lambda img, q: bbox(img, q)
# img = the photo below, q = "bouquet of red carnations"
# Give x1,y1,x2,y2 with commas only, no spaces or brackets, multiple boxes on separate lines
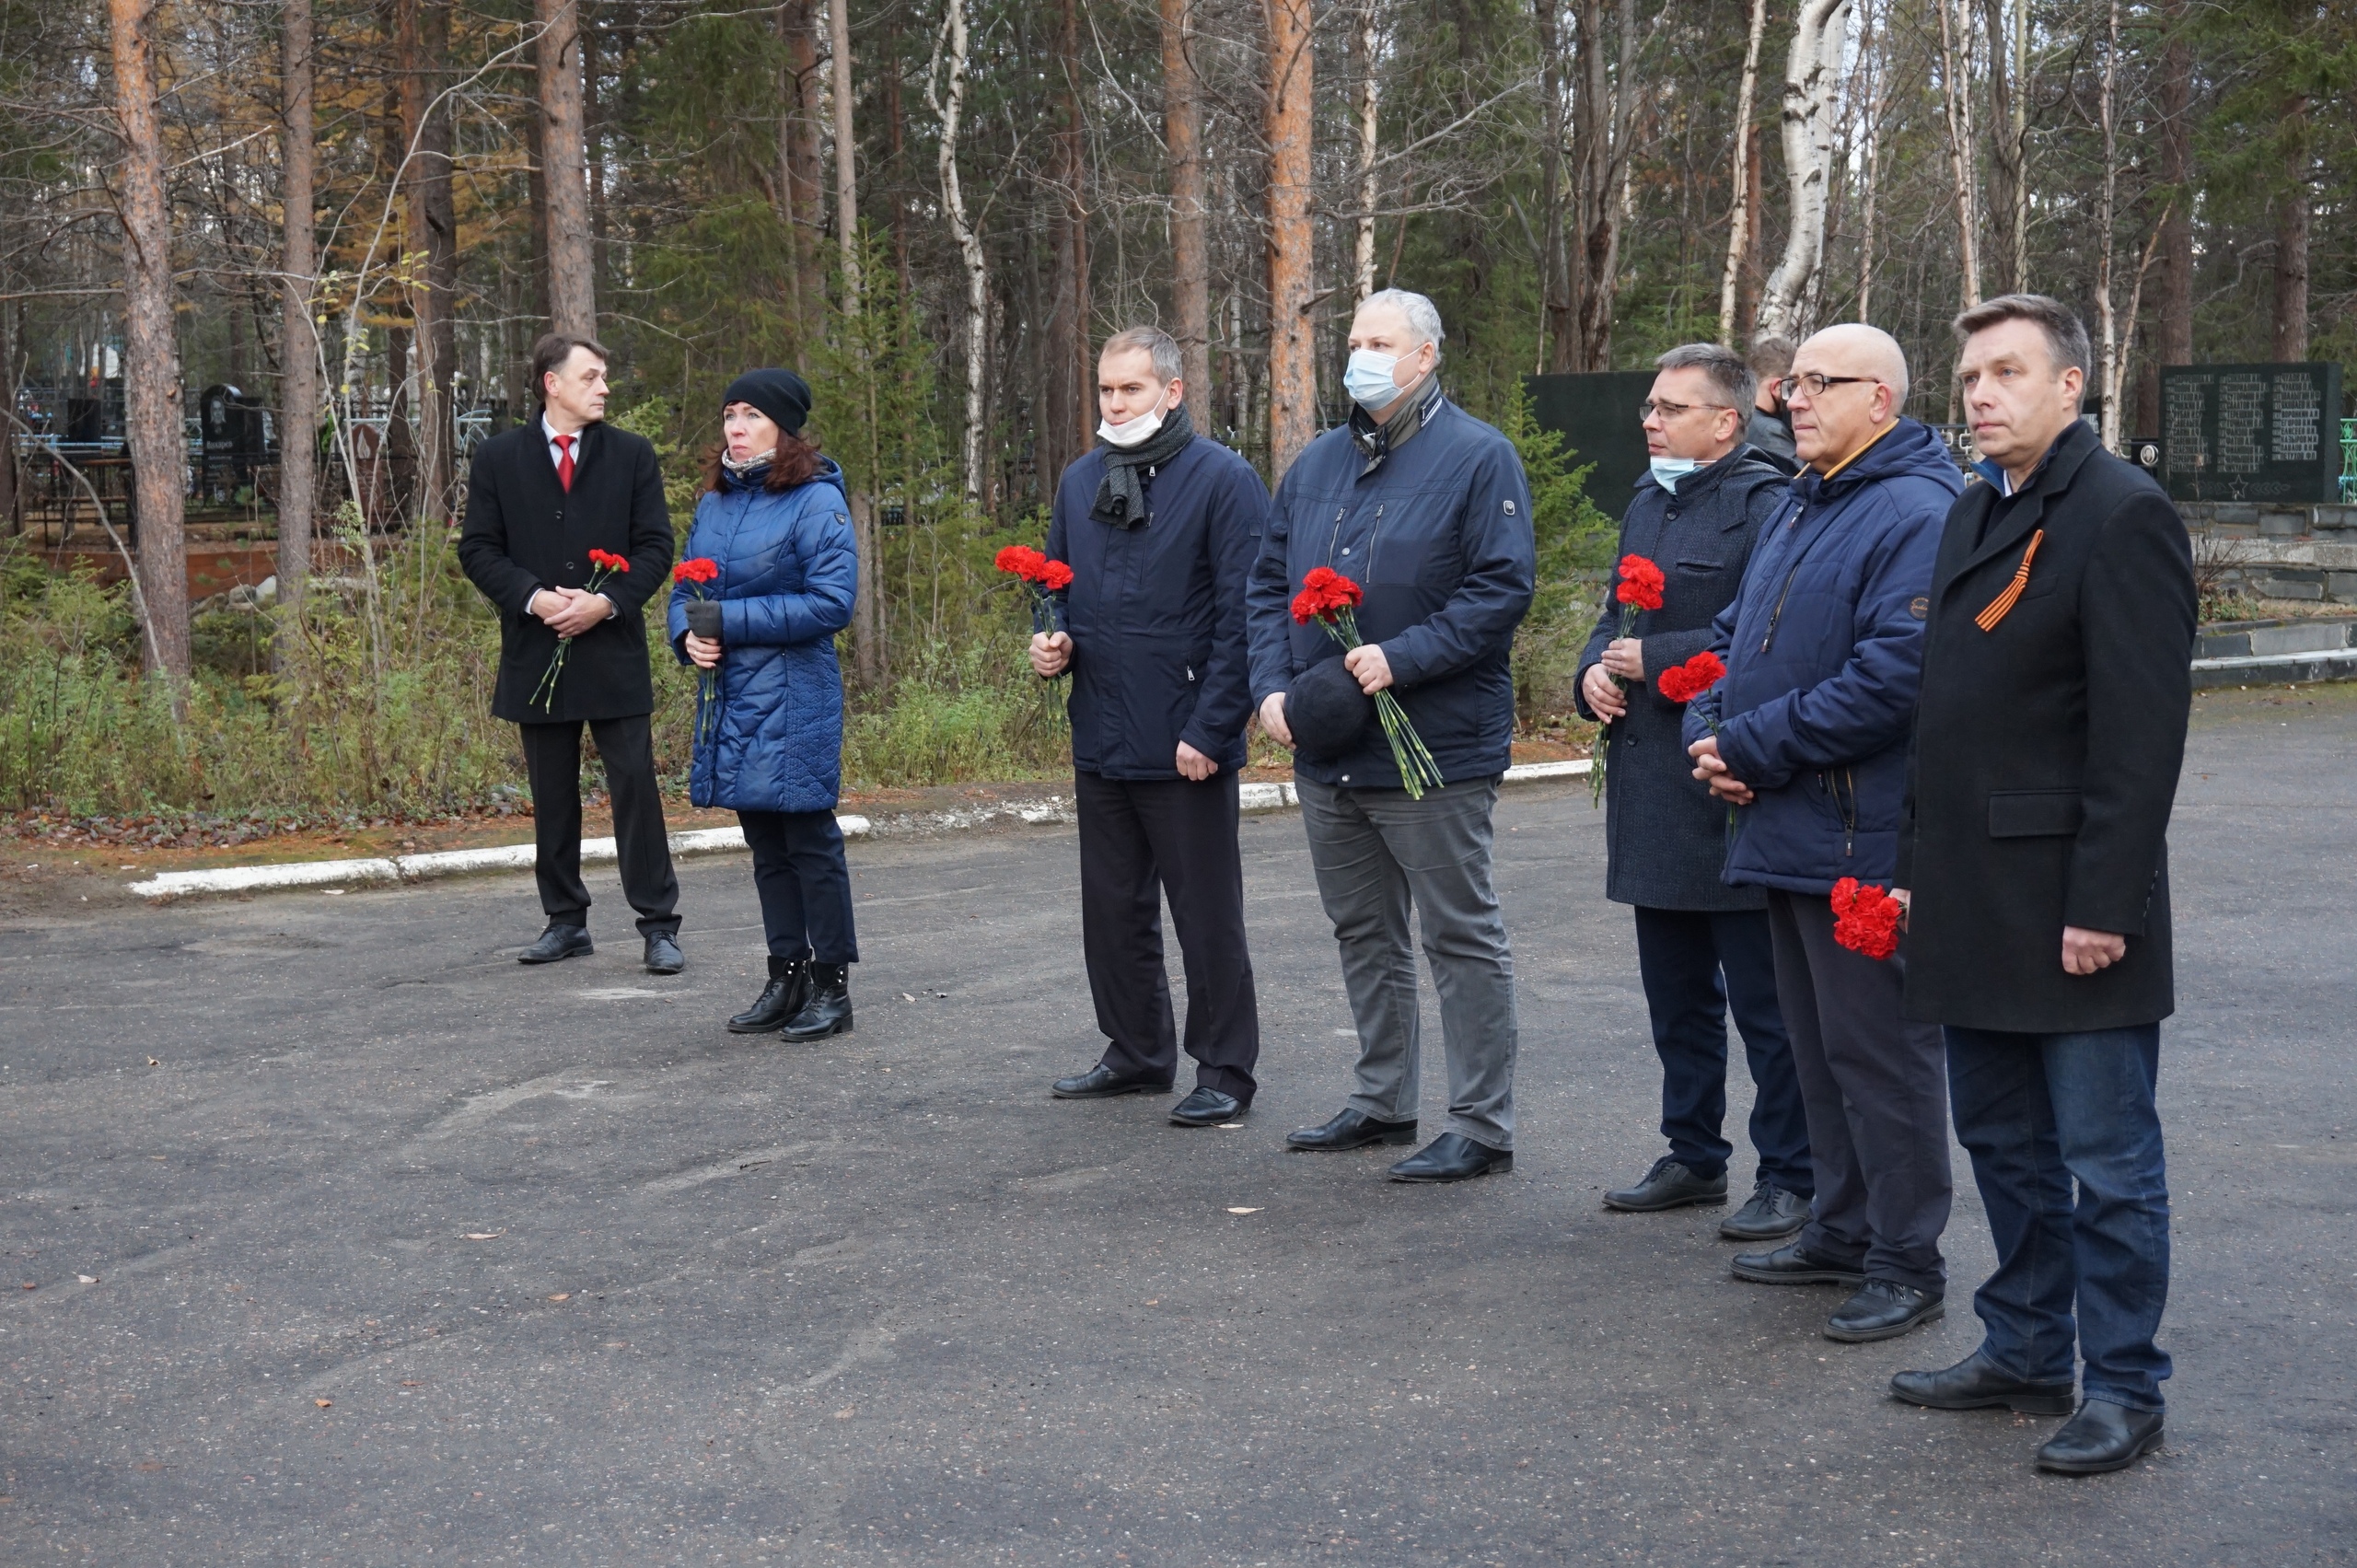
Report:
1290,566,1446,799
996,545,1075,673
674,555,723,743
1590,553,1666,807
530,548,630,712
1655,648,1736,836
1829,877,1905,960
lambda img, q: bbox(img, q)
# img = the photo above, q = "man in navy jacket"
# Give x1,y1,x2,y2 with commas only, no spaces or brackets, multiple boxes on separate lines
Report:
1684,324,1960,1344
1247,289,1536,1182
1035,327,1270,1127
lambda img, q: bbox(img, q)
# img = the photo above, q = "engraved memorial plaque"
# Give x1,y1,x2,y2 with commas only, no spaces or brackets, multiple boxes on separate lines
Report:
2159,363,2343,504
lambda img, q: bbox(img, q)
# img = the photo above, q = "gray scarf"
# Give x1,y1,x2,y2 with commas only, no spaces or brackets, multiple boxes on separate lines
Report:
1090,401,1196,529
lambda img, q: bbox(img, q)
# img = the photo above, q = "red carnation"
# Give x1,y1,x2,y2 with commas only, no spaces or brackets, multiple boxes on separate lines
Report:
1830,877,1905,961
587,548,630,574
995,545,1047,581
1613,553,1666,611
1038,559,1074,591
1290,565,1365,624
675,556,720,586
997,543,1071,667
1655,650,1727,705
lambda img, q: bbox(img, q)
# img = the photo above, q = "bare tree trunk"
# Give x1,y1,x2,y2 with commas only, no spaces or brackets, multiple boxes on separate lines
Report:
279,0,317,619
1351,0,1381,303
1853,0,1886,321
829,0,881,687
0,308,17,534
1534,0,1572,371
2272,96,2310,362
1040,0,1092,487
1565,0,1643,370
928,0,987,500
109,0,190,686
536,0,596,335
1756,0,1852,342
1717,0,1768,346
1934,0,1980,310
398,0,458,523
780,0,825,343
583,4,608,299
1980,0,2018,295
1264,0,1315,475
1161,0,1212,407
2094,0,2121,447
2145,6,2191,428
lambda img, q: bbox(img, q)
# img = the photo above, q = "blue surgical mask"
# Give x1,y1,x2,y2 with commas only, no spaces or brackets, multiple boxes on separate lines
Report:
1344,350,1405,411
1649,456,1701,493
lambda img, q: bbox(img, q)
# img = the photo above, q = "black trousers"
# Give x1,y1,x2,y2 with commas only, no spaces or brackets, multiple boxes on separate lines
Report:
1631,905,1812,1193
738,808,858,964
1075,769,1260,1101
1765,889,1953,1293
518,714,679,937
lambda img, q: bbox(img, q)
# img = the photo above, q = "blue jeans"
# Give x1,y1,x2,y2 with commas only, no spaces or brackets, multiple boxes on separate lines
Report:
1631,907,1811,1194
1945,1023,2172,1411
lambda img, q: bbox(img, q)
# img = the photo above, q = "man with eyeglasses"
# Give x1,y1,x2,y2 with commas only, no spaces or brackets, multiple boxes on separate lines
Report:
1575,343,1812,1245
1682,324,1962,1346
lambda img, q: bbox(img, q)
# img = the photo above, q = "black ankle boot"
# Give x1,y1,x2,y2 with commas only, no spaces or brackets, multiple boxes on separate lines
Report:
780,962,853,1040
727,955,810,1034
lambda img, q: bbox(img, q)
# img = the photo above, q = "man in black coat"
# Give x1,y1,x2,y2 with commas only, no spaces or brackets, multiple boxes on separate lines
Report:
1033,327,1269,1127
1889,296,2195,1476
1574,343,1811,1240
457,334,683,972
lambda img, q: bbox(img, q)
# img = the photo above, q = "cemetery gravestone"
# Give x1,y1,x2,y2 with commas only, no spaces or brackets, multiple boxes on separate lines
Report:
2159,362,2344,505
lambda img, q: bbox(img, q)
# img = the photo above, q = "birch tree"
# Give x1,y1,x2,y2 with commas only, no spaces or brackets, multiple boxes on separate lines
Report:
1716,0,1768,346
1351,0,1381,302
1755,0,1852,343
1935,0,1981,310
928,0,987,500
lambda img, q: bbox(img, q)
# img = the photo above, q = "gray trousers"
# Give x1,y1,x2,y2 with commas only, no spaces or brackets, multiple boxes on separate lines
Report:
1295,776,1519,1150
1765,889,1953,1292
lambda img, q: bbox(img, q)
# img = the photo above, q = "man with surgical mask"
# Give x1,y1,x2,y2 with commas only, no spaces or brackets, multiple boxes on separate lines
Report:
1574,343,1813,1240
1037,326,1272,1128
1245,288,1536,1182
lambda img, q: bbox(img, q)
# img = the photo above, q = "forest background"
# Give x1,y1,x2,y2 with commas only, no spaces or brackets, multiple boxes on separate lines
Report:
0,0,2349,831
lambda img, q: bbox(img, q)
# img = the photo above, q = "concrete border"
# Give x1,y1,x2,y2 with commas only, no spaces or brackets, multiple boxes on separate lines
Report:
2189,647,2357,689
124,762,1596,901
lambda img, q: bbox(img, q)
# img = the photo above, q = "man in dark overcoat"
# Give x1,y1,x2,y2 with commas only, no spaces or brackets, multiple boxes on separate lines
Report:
1575,343,1812,1240
1034,327,1270,1127
1888,296,2195,1477
458,334,683,972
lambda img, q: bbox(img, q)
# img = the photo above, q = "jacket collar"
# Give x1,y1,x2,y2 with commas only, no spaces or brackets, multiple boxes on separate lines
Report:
1955,417,2101,579
536,414,602,493
1348,376,1446,476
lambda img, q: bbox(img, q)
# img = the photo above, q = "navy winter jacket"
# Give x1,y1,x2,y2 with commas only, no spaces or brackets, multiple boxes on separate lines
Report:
1246,396,1537,789
1682,420,1961,894
1047,436,1270,778
667,457,857,813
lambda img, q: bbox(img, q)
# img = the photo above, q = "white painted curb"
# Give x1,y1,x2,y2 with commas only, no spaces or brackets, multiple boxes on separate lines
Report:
124,766,1587,901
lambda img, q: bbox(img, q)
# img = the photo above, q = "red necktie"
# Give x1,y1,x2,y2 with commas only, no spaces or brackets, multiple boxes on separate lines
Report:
553,433,575,493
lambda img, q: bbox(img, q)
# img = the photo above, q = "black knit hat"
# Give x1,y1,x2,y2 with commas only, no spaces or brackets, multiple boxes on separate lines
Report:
721,368,813,436
1283,655,1376,764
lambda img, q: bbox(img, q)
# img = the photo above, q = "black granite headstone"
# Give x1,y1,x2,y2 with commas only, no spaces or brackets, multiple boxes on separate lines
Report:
2158,362,2343,504
1523,371,1657,507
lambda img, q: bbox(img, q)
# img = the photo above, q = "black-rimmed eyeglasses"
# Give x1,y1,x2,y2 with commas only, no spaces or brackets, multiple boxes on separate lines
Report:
1638,399,1734,421
1775,374,1877,401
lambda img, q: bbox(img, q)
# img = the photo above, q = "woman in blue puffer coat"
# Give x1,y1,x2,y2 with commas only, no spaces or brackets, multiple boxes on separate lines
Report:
668,368,859,1040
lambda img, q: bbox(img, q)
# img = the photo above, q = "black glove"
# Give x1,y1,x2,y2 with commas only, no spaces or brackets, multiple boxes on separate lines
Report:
684,600,723,641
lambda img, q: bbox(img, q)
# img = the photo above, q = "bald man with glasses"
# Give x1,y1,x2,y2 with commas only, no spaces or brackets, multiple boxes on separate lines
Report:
1683,324,1963,1346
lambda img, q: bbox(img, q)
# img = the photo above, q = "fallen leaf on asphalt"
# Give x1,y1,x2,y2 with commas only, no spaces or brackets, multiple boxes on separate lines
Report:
833,1407,854,1419
902,993,915,1002
314,1399,332,1409
17,1283,32,1291
400,1381,424,1388
77,1274,97,1284
145,1058,160,1067
1226,1207,1260,1215
461,1231,504,1241
546,1293,571,1302
1217,1122,1245,1129
1144,1299,1159,1307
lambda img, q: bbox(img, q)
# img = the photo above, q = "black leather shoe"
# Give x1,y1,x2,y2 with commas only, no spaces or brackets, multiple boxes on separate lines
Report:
727,956,810,1034
1050,1063,1172,1098
1169,1086,1244,1126
644,931,685,975
1602,1156,1728,1213
779,962,853,1040
1730,1239,1866,1287
1720,1179,1812,1241
1889,1351,2075,1416
1824,1279,1945,1342
1284,1109,1418,1151
518,924,593,964
2036,1400,2165,1474
1387,1132,1513,1183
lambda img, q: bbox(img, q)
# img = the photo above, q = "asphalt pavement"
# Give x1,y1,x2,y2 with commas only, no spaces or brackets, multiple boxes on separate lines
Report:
2,686,2351,1566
